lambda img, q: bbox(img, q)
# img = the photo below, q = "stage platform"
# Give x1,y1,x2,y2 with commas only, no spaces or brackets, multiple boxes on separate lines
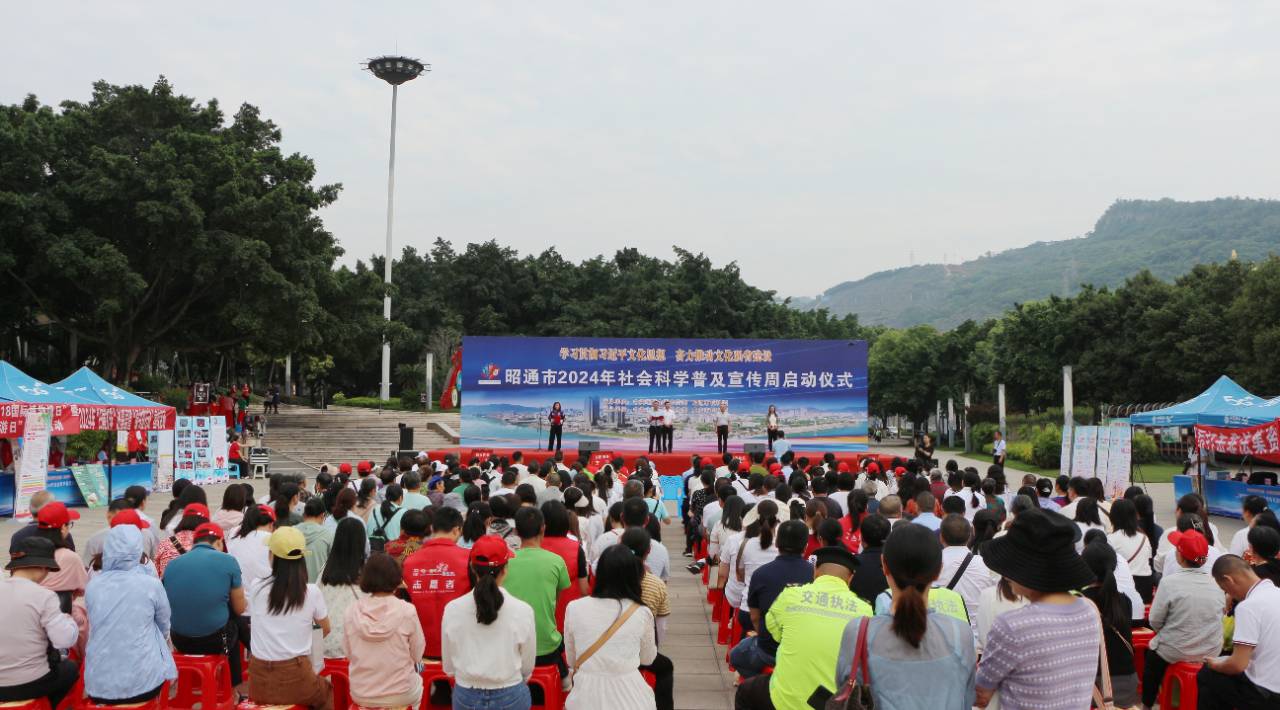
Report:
425,448,902,474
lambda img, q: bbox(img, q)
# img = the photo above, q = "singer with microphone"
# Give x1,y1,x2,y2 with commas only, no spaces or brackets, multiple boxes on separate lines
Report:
547,401,565,452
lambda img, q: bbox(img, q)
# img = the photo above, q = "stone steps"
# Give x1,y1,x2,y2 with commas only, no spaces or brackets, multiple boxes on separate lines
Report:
260,404,459,468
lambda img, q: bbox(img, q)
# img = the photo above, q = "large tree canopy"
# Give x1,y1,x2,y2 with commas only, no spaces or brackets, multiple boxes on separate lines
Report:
0,78,340,378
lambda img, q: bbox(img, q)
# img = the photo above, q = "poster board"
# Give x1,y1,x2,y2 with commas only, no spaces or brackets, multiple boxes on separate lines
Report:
150,429,175,492
175,416,227,484
15,411,52,518
1104,425,1132,497
1070,426,1097,477
210,416,229,482
1095,426,1112,482
1060,426,1073,479
70,464,109,508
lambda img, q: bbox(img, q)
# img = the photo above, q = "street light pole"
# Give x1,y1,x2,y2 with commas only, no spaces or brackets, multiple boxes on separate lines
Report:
365,55,428,401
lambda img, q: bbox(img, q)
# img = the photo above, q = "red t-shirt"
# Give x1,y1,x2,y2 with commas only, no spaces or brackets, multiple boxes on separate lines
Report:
404,538,472,659
228,441,241,461
542,534,587,630
839,516,863,553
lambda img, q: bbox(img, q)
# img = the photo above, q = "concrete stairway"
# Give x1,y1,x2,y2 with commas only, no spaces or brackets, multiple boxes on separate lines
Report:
262,404,459,469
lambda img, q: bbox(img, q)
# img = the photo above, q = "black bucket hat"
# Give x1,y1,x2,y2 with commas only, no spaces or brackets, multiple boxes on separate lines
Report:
6,537,61,572
981,508,1094,593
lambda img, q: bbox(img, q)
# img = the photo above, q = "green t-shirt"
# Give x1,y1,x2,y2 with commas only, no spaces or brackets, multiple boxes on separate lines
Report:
503,546,571,655
766,575,873,710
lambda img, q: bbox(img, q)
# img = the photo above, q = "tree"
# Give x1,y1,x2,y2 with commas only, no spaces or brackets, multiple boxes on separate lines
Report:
868,325,942,427
0,78,340,381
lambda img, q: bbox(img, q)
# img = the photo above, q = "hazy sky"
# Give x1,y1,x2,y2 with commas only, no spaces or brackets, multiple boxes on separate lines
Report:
7,2,1280,297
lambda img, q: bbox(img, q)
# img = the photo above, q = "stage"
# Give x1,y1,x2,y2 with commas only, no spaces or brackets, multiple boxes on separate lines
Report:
425,447,900,474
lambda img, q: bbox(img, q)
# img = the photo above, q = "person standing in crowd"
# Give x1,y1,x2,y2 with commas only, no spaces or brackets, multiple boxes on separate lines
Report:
366,484,406,551
563,545,657,710
503,507,572,688
974,509,1100,710
1199,554,1280,709
318,518,368,660
1079,540,1138,708
342,553,426,710
647,401,664,454
247,527,332,710
715,403,731,454
836,523,977,709
729,520,814,678
915,433,935,469
441,535,536,710
661,400,676,453
765,405,781,451
296,497,334,583
1141,528,1224,709
547,402,565,452
991,430,1006,467
164,523,247,687
735,544,871,710
403,507,470,662
84,524,177,706
0,538,80,708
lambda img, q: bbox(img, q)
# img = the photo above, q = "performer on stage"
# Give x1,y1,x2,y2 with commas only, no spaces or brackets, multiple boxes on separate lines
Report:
715,402,730,454
662,401,676,453
648,400,664,453
766,404,781,451
547,401,565,452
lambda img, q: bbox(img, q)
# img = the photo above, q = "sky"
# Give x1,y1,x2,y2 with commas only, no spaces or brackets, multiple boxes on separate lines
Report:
7,2,1280,297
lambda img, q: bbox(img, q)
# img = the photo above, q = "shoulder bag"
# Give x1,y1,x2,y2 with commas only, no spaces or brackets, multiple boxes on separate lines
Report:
946,553,974,590
825,616,873,710
570,602,642,684
1084,598,1120,710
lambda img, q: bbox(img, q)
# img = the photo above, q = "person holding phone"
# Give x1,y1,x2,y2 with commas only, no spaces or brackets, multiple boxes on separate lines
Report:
547,402,565,452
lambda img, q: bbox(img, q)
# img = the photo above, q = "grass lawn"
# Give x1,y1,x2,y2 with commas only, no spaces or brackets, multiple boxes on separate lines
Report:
916,445,1183,483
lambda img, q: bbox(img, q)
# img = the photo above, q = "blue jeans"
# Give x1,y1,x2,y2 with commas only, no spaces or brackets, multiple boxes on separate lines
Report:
452,683,531,710
728,635,776,679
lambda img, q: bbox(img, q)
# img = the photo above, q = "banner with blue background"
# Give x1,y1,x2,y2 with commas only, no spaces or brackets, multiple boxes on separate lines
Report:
461,336,868,452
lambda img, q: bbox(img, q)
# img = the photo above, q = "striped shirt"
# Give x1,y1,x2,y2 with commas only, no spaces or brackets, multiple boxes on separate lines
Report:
976,598,1100,710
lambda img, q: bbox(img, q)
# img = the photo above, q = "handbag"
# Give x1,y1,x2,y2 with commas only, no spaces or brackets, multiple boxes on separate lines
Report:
569,602,642,685
825,616,873,710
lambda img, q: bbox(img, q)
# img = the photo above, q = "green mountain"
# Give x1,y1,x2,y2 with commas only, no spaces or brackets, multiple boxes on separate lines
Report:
802,198,1280,329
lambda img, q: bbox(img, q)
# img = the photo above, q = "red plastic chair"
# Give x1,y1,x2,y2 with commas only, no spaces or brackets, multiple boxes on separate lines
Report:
235,703,307,710
319,658,350,710
717,603,733,646
419,661,454,710
1157,662,1201,709
172,654,235,710
708,588,726,622
1130,628,1154,693
528,666,564,710
0,699,53,710
641,670,657,689
76,682,169,710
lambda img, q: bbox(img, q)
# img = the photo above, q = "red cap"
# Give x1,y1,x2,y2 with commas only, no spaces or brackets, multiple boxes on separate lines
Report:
256,504,277,522
1169,530,1209,565
867,463,881,475
36,502,80,529
357,460,372,474
768,463,783,475
338,462,352,474
469,535,513,567
109,509,150,529
183,503,211,520
894,466,907,475
193,522,225,542
837,462,851,473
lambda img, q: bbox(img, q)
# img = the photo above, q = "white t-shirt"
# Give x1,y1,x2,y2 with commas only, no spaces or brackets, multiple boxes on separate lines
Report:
1229,527,1251,557
737,540,779,611
1233,579,1280,693
722,531,746,609
1108,530,1153,577
227,530,272,608
248,580,328,662
663,408,676,426
993,439,1006,458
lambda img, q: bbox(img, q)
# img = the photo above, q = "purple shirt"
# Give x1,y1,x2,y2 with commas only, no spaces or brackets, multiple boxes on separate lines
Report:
976,598,1100,710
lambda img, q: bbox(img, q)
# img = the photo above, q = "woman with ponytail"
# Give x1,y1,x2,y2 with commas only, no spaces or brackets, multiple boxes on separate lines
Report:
962,470,983,521
802,497,831,557
839,489,869,552
734,500,780,632
458,502,493,550
1081,540,1138,707
836,522,976,709
441,535,536,710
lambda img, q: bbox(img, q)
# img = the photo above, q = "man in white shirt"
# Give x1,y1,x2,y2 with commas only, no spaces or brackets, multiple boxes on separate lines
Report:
992,430,1006,467
934,514,994,629
714,403,730,454
509,451,530,482
647,402,664,454
714,453,733,479
1200,555,1280,708
661,401,676,453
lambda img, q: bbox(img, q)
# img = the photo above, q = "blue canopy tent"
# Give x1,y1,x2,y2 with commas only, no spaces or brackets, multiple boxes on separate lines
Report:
0,360,98,408
1129,375,1280,427
51,366,177,425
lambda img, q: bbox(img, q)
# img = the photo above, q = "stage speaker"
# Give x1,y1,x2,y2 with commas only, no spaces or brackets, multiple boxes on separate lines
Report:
743,443,767,454
395,449,419,462
578,441,601,454
398,423,414,452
